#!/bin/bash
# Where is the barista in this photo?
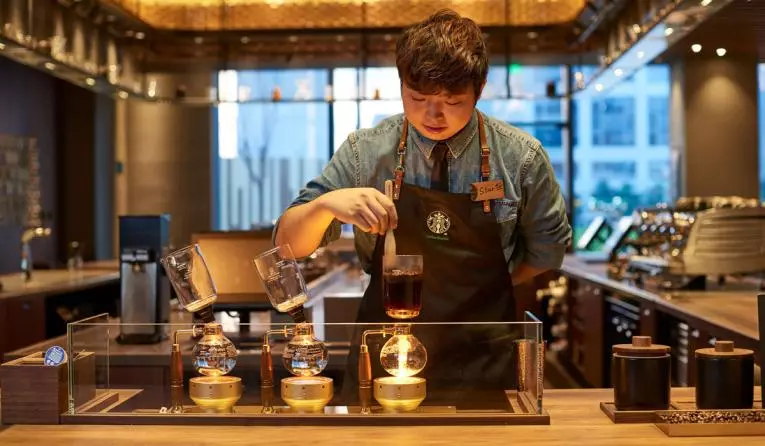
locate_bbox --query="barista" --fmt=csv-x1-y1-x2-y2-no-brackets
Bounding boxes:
274,9,571,400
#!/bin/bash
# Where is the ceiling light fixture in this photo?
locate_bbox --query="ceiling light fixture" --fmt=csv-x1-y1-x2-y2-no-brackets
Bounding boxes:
135,32,145,40
700,0,713,6
240,36,250,44
527,31,538,39
716,48,727,56
194,36,204,44
691,44,702,53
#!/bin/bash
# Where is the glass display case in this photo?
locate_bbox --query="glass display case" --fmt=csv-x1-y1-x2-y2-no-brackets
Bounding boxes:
64,313,547,425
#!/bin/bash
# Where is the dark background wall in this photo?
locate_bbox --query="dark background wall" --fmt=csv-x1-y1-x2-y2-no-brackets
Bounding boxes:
0,57,115,275
0,58,57,274
118,73,213,250
55,81,115,262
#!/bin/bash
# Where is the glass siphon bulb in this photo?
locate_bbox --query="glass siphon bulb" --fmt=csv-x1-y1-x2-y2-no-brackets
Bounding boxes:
192,323,238,377
380,333,427,378
282,323,329,377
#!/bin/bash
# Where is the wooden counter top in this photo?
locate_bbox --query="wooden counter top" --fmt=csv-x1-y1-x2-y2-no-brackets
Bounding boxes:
561,255,761,343
0,265,119,301
1,387,763,445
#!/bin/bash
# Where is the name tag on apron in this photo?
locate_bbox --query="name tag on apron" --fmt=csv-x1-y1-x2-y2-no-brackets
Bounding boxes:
471,180,504,202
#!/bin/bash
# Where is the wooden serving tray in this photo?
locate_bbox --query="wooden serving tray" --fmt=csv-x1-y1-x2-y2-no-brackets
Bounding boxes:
656,408,765,437
599,402,679,424
600,396,765,436
61,390,550,426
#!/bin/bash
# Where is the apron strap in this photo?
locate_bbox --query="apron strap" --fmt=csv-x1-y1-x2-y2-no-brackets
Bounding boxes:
477,113,492,214
393,120,408,200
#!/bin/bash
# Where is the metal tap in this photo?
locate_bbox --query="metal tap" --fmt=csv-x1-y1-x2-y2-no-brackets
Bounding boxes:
20,226,52,282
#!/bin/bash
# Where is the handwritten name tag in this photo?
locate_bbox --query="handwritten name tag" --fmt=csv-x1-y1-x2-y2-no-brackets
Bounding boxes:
470,180,504,202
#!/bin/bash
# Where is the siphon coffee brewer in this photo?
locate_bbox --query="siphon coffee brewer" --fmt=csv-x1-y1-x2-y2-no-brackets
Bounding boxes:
612,336,671,411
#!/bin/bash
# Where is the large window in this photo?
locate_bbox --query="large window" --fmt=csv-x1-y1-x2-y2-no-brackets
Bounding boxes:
215,70,330,230
592,98,635,146
572,64,671,246
215,65,572,229
648,96,669,146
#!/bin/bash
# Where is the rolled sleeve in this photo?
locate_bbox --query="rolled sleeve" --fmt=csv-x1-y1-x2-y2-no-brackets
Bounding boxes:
518,147,572,270
272,138,357,249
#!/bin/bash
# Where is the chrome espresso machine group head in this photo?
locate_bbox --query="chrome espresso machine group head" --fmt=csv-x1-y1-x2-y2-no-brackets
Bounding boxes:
610,196,765,289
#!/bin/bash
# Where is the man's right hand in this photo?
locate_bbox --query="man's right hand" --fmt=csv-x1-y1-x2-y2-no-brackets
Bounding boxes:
317,188,398,235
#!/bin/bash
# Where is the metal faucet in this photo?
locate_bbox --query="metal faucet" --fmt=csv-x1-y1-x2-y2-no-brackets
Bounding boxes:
20,227,52,282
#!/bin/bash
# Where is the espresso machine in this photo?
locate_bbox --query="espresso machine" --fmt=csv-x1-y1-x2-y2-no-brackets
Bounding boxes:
117,215,172,344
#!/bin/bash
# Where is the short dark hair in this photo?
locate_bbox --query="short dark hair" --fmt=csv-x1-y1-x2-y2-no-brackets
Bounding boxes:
396,9,488,97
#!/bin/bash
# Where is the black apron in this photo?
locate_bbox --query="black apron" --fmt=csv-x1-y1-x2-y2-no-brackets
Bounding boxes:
341,114,519,409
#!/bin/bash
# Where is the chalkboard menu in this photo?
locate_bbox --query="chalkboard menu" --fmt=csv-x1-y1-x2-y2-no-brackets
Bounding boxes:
0,134,41,227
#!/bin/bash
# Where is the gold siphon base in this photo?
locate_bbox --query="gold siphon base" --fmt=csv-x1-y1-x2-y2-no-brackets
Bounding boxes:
189,376,242,413
373,376,426,413
281,376,334,413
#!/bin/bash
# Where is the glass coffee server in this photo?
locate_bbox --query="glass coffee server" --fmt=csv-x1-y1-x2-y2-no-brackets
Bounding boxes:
62,245,547,425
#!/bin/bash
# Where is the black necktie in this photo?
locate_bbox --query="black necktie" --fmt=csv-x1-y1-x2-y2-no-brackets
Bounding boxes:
430,143,449,192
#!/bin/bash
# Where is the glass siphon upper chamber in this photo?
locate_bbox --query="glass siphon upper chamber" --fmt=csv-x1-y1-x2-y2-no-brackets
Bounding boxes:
192,323,238,376
282,323,329,377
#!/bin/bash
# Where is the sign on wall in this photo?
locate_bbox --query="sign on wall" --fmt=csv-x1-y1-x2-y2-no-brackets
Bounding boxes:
0,134,41,227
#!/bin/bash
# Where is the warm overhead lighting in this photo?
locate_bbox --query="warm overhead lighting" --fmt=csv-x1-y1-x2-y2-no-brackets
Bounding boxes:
700,0,713,6
614,68,623,77
194,36,204,44
118,91,129,99
383,34,392,42
335,35,345,42
135,32,145,40
44,62,55,70
527,31,538,39
240,36,250,44
716,48,727,56
595,84,604,92
637,51,645,59
85,78,96,86
691,44,702,53
288,35,298,43
664,27,674,37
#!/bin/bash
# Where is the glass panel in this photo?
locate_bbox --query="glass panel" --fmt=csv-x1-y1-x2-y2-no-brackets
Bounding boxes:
215,85,330,229
66,319,545,419
333,100,359,151
67,313,111,413
359,100,403,128
759,64,765,200
509,65,565,98
572,64,672,246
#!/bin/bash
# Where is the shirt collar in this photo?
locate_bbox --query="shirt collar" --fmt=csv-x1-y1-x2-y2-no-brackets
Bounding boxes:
408,110,479,160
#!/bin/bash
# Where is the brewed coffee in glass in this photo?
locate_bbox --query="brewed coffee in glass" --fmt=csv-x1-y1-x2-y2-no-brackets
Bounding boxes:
382,254,424,320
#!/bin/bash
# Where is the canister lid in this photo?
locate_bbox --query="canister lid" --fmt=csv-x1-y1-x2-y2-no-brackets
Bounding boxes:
695,340,754,358
612,336,670,356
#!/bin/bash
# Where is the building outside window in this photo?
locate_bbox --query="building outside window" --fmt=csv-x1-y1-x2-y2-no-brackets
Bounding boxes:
572,64,671,245
648,96,669,146
591,97,635,146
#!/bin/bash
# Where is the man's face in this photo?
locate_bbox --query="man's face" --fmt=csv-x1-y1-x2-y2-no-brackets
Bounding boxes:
401,82,480,141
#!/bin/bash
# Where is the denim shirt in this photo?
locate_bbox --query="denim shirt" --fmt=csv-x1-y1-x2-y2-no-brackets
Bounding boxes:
275,110,572,274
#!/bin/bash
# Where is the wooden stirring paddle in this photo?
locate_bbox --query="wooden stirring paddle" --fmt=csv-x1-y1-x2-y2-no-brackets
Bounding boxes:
384,180,397,258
